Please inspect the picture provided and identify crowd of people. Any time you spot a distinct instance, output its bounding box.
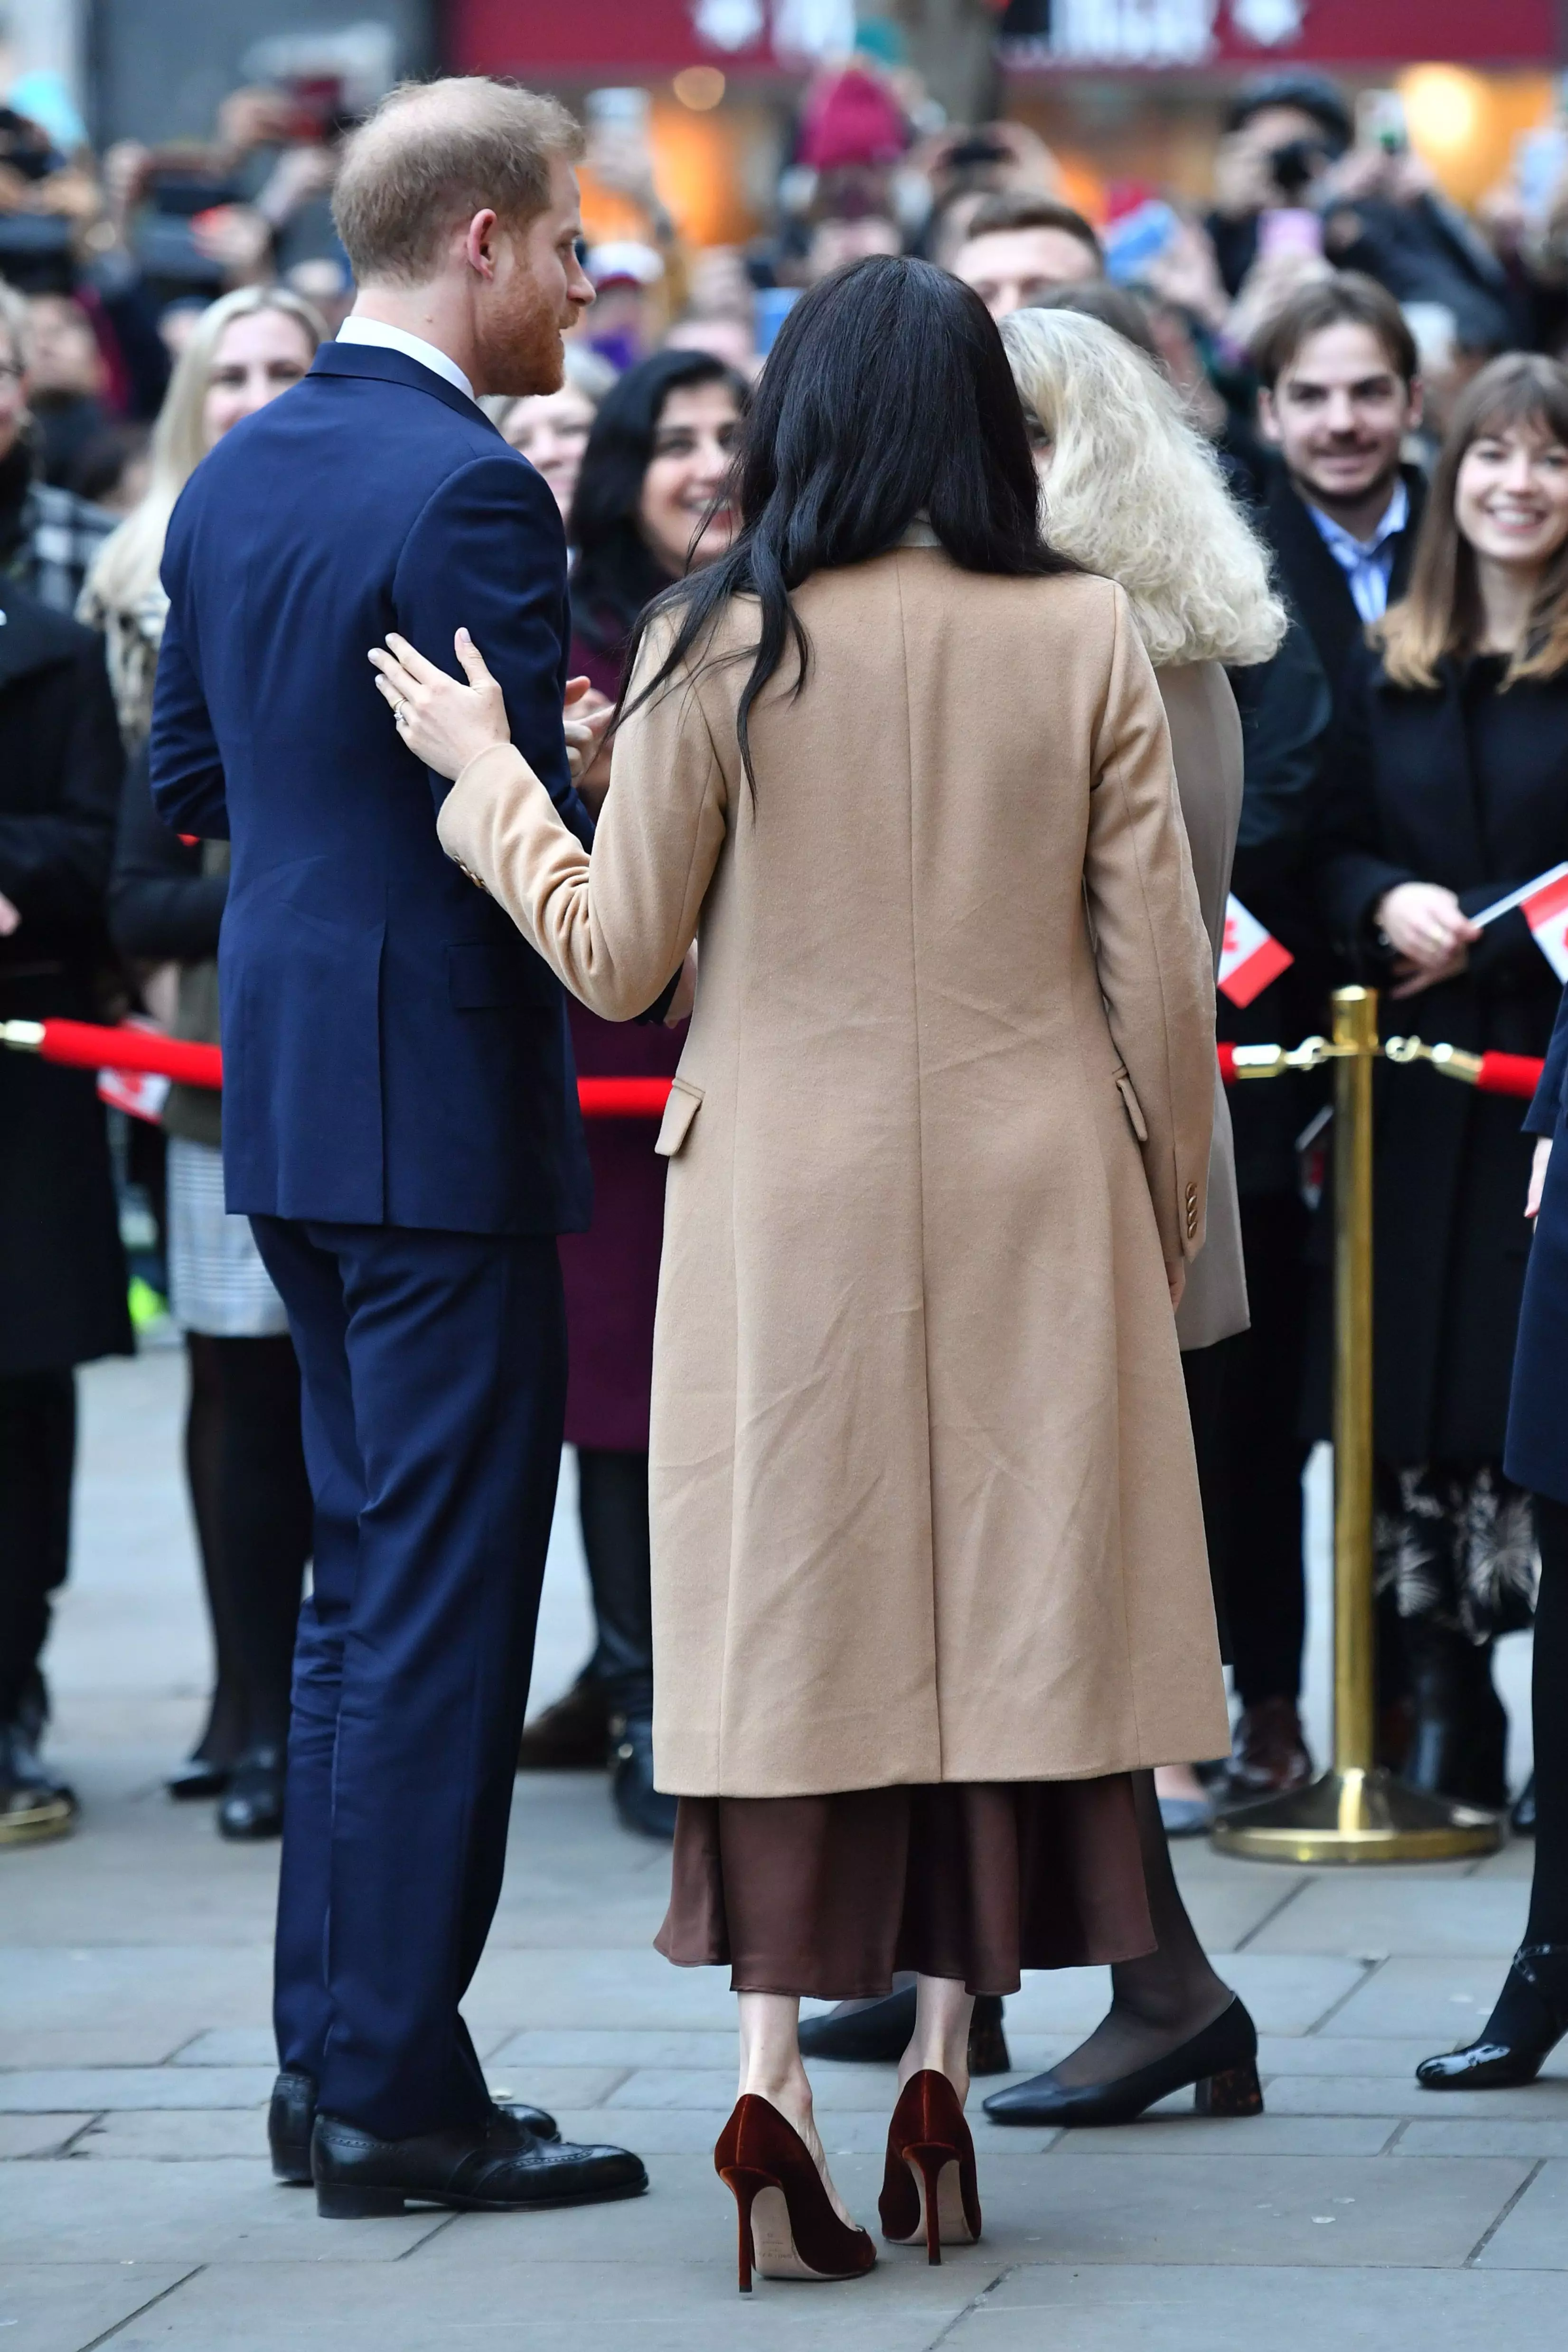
[4,41,1568,2265]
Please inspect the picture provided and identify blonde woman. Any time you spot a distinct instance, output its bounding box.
[93,286,323,1832]
[82,285,323,744]
[983,302,1288,2130]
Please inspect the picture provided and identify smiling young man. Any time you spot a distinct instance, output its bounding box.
[1254,273,1425,701]
[148,77,647,2221]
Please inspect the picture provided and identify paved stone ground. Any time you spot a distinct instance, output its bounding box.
[2,1349,1563,2350]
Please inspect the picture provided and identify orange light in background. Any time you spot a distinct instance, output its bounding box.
[648,100,761,247]
[673,66,726,112]
[1397,66,1555,207]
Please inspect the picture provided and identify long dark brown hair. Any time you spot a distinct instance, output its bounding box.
[1377,352,1568,690]
[616,254,1070,795]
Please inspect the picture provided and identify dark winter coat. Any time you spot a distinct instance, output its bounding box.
[0,588,130,1374]
[1317,644,1568,1463]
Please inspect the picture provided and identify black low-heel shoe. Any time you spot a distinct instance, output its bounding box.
[798,1985,1011,2076]
[217,1746,286,1842]
[1417,1944,1568,2090]
[270,2068,561,2183]
[311,2107,645,2218]
[982,1995,1263,2128]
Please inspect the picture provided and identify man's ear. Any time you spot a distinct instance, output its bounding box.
[1405,374,1425,433]
[463,209,500,282]
[1256,385,1282,449]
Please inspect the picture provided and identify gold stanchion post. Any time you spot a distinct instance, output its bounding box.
[1212,986,1501,1864]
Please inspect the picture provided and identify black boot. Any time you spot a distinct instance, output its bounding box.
[1401,1620,1508,1810]
[610,1715,676,1840]
[1512,1773,1537,1836]
[1417,1944,1568,2089]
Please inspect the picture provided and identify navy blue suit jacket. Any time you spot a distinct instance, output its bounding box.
[148,340,592,1236]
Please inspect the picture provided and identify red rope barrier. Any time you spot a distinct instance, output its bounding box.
[0,1018,673,1118]
[1474,1051,1545,1099]
[0,1020,1546,1113]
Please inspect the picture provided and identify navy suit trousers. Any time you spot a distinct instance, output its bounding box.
[250,1217,566,2139]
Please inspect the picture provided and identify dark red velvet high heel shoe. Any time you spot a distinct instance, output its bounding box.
[879,2069,982,2263]
[714,2095,876,2294]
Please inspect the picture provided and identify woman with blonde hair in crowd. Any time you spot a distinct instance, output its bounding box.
[90,285,323,1835]
[979,302,1288,2130]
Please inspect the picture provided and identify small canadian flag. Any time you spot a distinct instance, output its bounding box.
[1474,860,1568,982]
[1519,869,1568,983]
[1218,894,1294,1008]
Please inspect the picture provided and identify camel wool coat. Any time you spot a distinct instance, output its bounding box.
[439,551,1230,1796]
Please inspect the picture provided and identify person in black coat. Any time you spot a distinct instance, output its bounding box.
[1251,274,1427,706]
[0,586,128,1843]
[110,748,312,1842]
[1315,351,1568,1809]
[1201,273,1426,1797]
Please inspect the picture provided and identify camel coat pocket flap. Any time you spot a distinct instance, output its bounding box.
[655,1078,704,1159]
[1115,1071,1149,1144]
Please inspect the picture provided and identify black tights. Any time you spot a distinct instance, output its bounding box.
[183,1334,313,1764]
[577,1447,654,1723]
[1526,1493,1568,1946]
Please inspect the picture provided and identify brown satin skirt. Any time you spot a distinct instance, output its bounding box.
[655,1775,1154,2000]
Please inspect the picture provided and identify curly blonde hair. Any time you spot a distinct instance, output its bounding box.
[1001,306,1285,669]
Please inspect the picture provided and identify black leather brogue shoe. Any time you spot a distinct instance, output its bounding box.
[271,2069,560,2181]
[311,2105,647,2217]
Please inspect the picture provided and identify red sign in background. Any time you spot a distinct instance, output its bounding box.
[449,0,1561,80]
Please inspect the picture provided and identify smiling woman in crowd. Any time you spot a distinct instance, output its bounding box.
[1315,352,1568,1819]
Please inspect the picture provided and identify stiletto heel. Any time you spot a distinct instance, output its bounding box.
[713,2096,875,2291]
[880,2071,982,2262]
[1194,2059,1263,2118]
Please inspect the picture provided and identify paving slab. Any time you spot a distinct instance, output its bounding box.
[1473,2155,1568,2267]
[74,2109,279,2159]
[1263,2074,1568,2118]
[955,2263,1568,2348]
[0,2067,273,2114]
[1038,2114,1397,2155]
[963,2150,1530,2267]
[98,2258,966,2351]
[1321,1955,1559,2042]
[1396,2118,1568,2157]
[1246,1873,1530,1958]
[0,2263,196,2352]
[0,2158,449,2264]
[0,2116,93,2159]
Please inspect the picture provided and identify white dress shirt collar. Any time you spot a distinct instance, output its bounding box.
[1305,477,1410,626]
[335,316,477,407]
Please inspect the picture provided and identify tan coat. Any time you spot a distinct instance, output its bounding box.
[440,552,1231,1795]
[1161,662,1249,1353]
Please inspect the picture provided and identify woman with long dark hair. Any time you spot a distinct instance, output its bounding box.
[372,257,1223,2287]
[1315,353,1568,1813]
[514,347,748,1837]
